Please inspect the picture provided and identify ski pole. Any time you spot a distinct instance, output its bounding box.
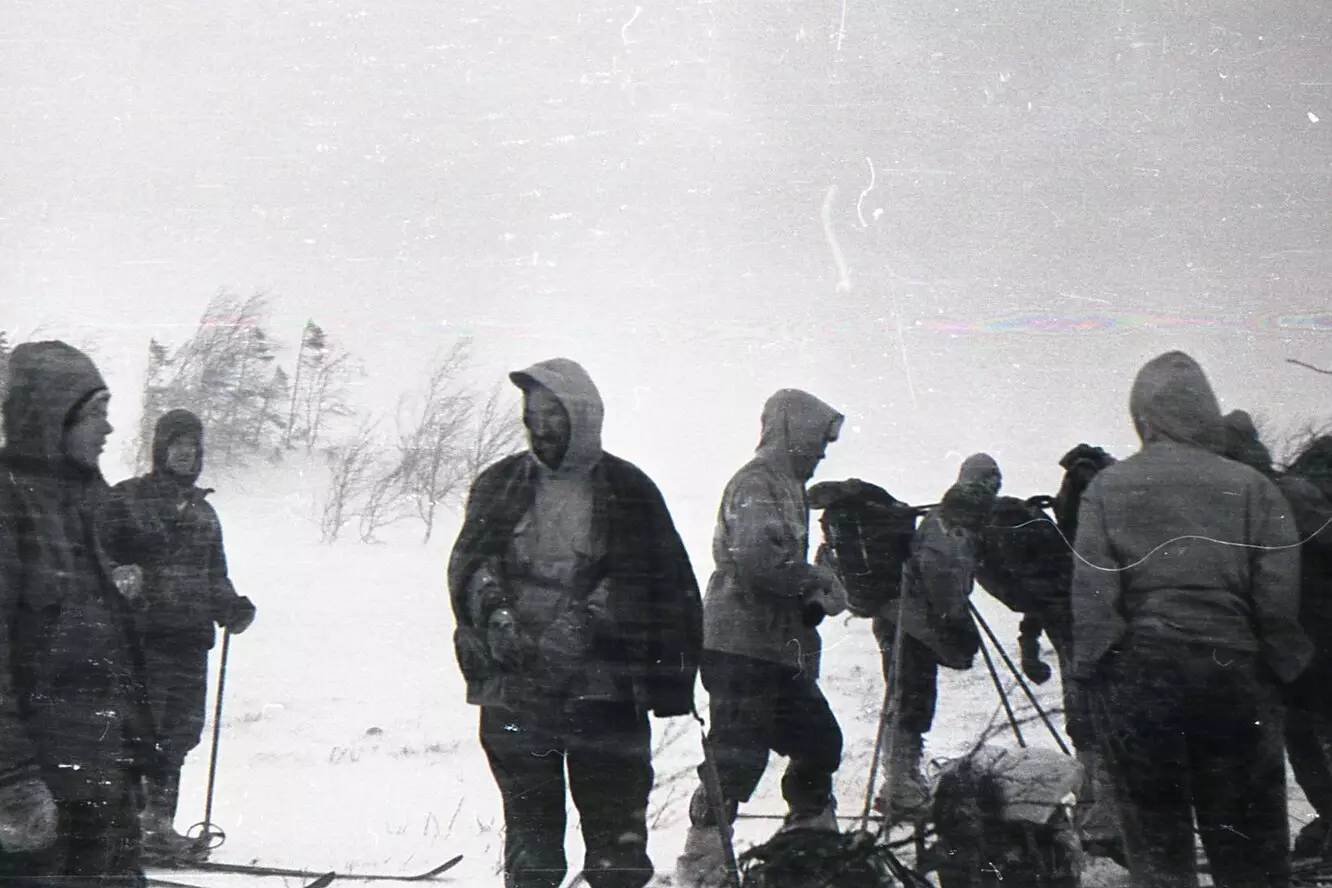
[189,627,231,849]
[976,624,1026,748]
[692,708,741,888]
[968,602,1071,755]
[860,586,909,832]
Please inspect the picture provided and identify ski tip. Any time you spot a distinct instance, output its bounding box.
[420,856,463,878]
[307,872,337,888]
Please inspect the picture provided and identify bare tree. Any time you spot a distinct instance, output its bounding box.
[319,416,382,543]
[285,320,360,451]
[461,381,525,485]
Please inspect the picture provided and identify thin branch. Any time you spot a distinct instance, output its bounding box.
[1288,358,1332,376]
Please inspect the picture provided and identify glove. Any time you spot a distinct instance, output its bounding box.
[111,565,143,603]
[800,565,849,627]
[0,777,58,854]
[1019,633,1053,685]
[221,596,257,634]
[487,608,529,671]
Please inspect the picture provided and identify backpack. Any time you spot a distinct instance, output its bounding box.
[1052,444,1117,541]
[974,496,1071,618]
[930,746,1085,888]
[738,828,921,888]
[809,479,923,618]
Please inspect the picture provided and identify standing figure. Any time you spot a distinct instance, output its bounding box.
[0,341,159,886]
[448,358,702,888]
[873,454,999,820]
[675,389,849,888]
[104,409,256,864]
[1072,351,1311,888]
[1222,414,1332,860]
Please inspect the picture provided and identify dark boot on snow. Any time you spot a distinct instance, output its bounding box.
[140,771,210,866]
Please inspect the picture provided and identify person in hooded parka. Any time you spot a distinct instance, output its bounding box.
[1221,413,1332,860]
[674,389,850,888]
[0,341,160,886]
[102,409,256,863]
[871,454,999,821]
[447,358,702,888]
[1072,351,1311,888]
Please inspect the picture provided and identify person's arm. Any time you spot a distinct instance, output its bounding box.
[723,472,831,598]
[1070,483,1125,681]
[1249,479,1313,683]
[201,501,255,634]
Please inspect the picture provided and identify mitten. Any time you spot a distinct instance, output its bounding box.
[486,608,529,671]
[111,564,144,603]
[0,777,58,854]
[1019,632,1053,685]
[222,596,257,634]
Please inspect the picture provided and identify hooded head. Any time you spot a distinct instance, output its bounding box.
[957,452,1002,495]
[1128,351,1224,450]
[152,408,205,485]
[1,341,111,474]
[755,389,844,482]
[510,358,604,475]
[1220,409,1274,477]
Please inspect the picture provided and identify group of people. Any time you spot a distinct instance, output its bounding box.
[2,340,1330,888]
[449,350,1332,888]
[0,341,254,886]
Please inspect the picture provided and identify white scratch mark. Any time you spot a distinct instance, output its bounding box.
[856,156,876,229]
[821,186,851,292]
[836,0,849,52]
[892,299,918,410]
[621,6,641,46]
[1309,111,1321,123]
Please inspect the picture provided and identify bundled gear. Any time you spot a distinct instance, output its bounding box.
[930,745,1085,888]
[735,828,922,888]
[809,479,923,618]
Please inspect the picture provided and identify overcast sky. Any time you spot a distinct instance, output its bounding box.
[5,0,1329,557]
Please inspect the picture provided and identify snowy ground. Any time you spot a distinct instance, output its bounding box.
[146,462,1315,888]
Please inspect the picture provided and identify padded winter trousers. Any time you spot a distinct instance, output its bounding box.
[0,769,145,887]
[872,616,938,736]
[141,644,210,769]
[479,701,654,888]
[1040,613,1096,752]
[693,650,843,824]
[1284,664,1332,823]
[1089,638,1290,888]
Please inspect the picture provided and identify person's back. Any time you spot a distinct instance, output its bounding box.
[1083,441,1305,664]
[1072,349,1309,888]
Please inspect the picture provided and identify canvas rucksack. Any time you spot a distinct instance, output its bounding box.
[930,745,1085,888]
[737,828,923,888]
[974,495,1071,619]
[809,479,924,618]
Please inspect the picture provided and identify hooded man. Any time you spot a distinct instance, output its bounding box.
[871,454,998,820]
[1222,415,1332,860]
[0,341,160,885]
[675,389,849,888]
[447,358,702,888]
[1072,351,1311,888]
[103,409,256,864]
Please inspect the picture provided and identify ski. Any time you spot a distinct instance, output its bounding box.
[171,855,462,882]
[149,875,335,888]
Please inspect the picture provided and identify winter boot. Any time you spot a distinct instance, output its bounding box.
[140,771,209,865]
[1295,817,1332,861]
[873,729,931,823]
[1075,748,1124,866]
[779,795,839,834]
[674,786,735,888]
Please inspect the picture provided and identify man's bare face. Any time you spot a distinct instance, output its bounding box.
[523,386,570,469]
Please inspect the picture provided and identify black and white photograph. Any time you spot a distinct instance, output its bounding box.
[3,1,1331,886]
